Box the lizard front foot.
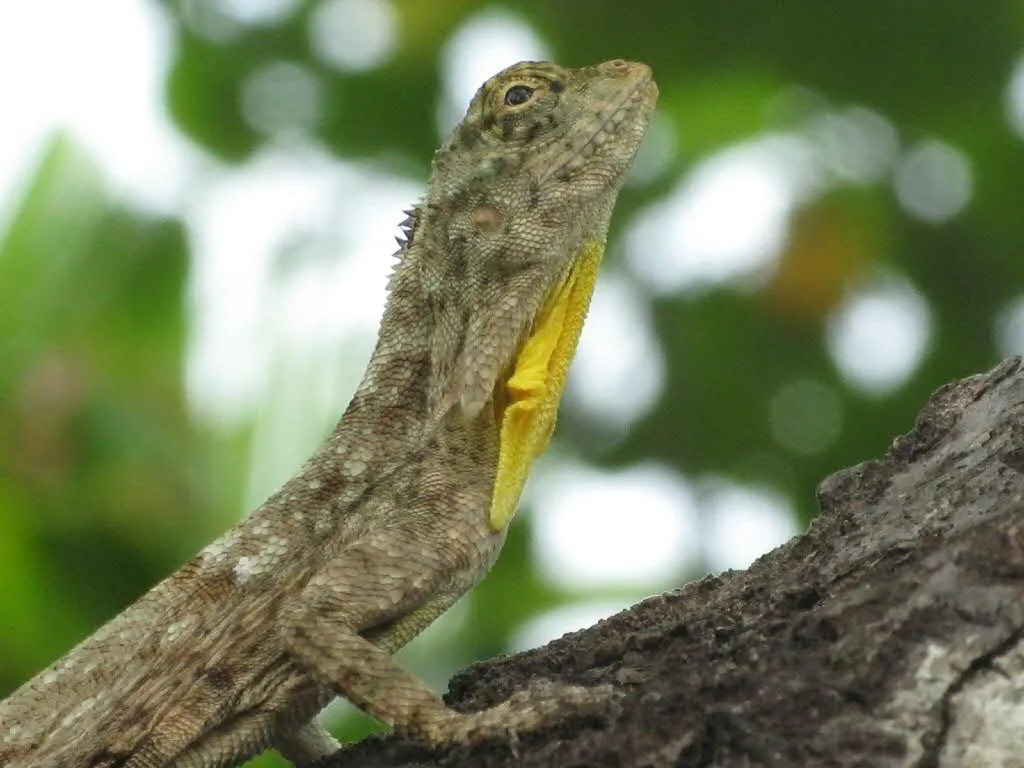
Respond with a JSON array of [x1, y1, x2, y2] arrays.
[[413, 681, 618, 749]]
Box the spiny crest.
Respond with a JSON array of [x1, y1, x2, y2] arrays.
[[391, 206, 420, 257]]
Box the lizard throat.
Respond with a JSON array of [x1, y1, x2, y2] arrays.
[[487, 239, 604, 531]]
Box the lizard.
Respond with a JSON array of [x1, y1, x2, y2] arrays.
[[0, 57, 658, 768]]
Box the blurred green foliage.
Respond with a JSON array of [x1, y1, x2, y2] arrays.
[[2, 2, 1023, 764]]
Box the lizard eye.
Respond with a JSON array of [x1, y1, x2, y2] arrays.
[[503, 84, 534, 106]]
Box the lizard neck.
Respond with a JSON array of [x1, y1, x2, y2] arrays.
[[325, 233, 495, 472], [293, 236, 502, 532], [335, 250, 437, 450]]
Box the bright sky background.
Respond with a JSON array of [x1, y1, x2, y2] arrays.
[[2, 0, 1021, 647]]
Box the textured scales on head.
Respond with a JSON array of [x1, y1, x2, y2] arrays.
[[404, 60, 656, 425]]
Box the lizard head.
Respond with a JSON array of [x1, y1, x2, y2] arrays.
[[412, 59, 657, 528]]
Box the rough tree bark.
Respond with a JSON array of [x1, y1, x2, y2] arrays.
[[319, 357, 1024, 768]]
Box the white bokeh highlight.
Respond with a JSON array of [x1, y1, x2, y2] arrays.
[[528, 459, 700, 589], [826, 275, 932, 396], [179, 0, 299, 42], [241, 61, 324, 135], [703, 480, 799, 572], [626, 110, 678, 186], [0, 0, 197, 220], [810, 105, 899, 185], [309, 0, 398, 72], [995, 295, 1024, 357], [894, 139, 973, 223], [566, 269, 665, 433], [216, 0, 299, 25], [626, 135, 819, 295], [511, 599, 633, 652], [1006, 54, 1024, 140]]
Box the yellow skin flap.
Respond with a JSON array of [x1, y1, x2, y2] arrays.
[[489, 239, 603, 531]]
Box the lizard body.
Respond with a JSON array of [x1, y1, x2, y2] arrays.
[[0, 58, 657, 767]]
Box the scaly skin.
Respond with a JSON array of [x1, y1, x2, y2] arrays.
[[0, 59, 658, 768]]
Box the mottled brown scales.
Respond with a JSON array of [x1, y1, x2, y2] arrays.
[[0, 59, 657, 767]]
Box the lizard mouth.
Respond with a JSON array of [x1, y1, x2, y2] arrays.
[[487, 239, 604, 531]]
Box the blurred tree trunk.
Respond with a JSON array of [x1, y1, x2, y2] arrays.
[[323, 356, 1024, 768]]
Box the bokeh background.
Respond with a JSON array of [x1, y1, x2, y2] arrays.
[[2, 1, 1023, 763]]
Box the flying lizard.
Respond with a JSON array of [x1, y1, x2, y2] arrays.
[[0, 58, 658, 767]]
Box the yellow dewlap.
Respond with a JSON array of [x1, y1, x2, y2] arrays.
[[488, 239, 604, 531]]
